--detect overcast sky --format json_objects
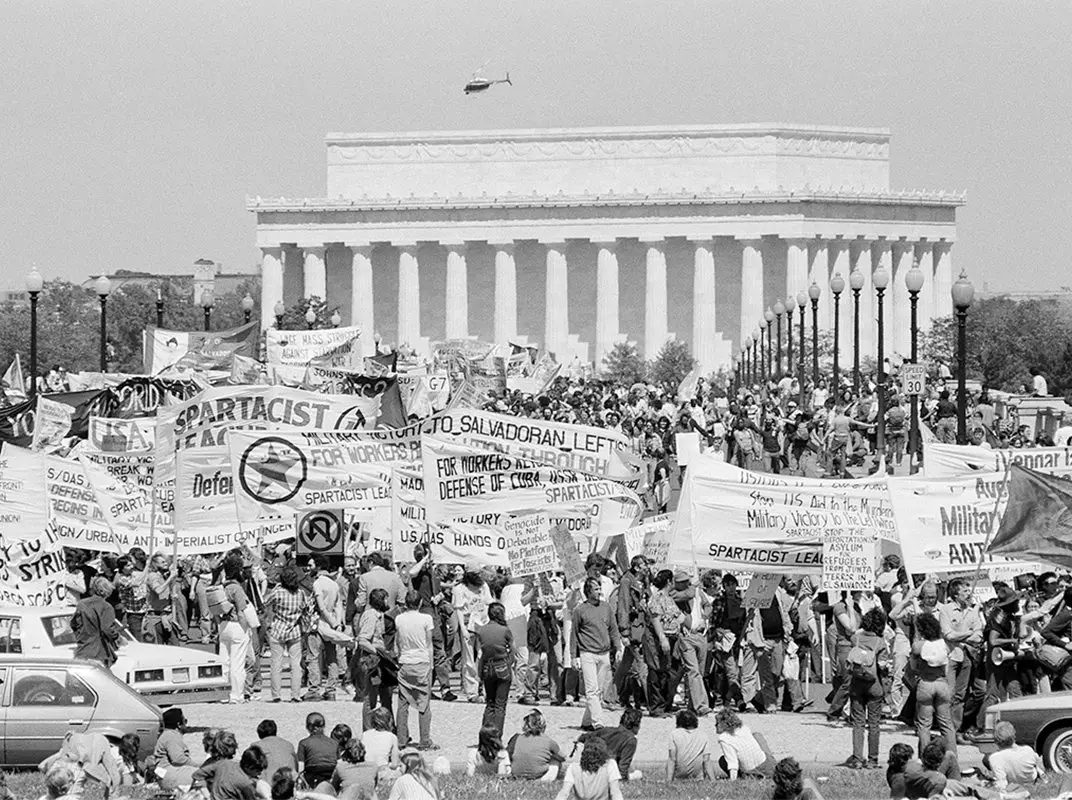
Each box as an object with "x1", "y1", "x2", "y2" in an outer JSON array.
[{"x1": 1, "y1": 1, "x2": 1069, "y2": 293}]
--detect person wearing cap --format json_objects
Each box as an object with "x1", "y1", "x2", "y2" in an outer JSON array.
[{"x1": 980, "y1": 582, "x2": 1025, "y2": 726}]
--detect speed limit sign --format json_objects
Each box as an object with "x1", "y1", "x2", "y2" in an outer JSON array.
[{"x1": 902, "y1": 363, "x2": 926, "y2": 396}]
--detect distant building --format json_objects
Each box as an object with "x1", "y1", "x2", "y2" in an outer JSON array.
[
  {"x1": 978, "y1": 282, "x2": 1072, "y2": 304},
  {"x1": 82, "y1": 259, "x2": 259, "y2": 305}
]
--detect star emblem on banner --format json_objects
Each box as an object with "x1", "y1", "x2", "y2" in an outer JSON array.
[{"x1": 239, "y1": 437, "x2": 307, "y2": 504}]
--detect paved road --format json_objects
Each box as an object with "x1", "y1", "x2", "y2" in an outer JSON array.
[{"x1": 178, "y1": 690, "x2": 982, "y2": 773}]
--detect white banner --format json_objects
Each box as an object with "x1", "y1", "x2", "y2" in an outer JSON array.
[
  {"x1": 421, "y1": 437, "x2": 643, "y2": 526},
  {"x1": 227, "y1": 430, "x2": 403, "y2": 522},
  {"x1": 388, "y1": 466, "x2": 510, "y2": 567},
  {"x1": 889, "y1": 472, "x2": 1048, "y2": 576},
  {"x1": 85, "y1": 417, "x2": 156, "y2": 453},
  {"x1": 924, "y1": 443, "x2": 1072, "y2": 479},
  {"x1": 265, "y1": 326, "x2": 362, "y2": 367},
  {"x1": 155, "y1": 385, "x2": 381, "y2": 472},
  {"x1": 32, "y1": 397, "x2": 73, "y2": 451},
  {"x1": 0, "y1": 447, "x2": 48, "y2": 540},
  {"x1": 624, "y1": 513, "x2": 674, "y2": 568},
  {"x1": 0, "y1": 524, "x2": 68, "y2": 606}
]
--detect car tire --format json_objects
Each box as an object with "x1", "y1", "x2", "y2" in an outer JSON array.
[{"x1": 1043, "y1": 727, "x2": 1072, "y2": 772}]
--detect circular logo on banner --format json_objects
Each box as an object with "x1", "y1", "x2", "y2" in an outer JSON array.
[
  {"x1": 297, "y1": 510, "x2": 343, "y2": 554},
  {"x1": 334, "y1": 406, "x2": 368, "y2": 430},
  {"x1": 239, "y1": 436, "x2": 307, "y2": 505}
]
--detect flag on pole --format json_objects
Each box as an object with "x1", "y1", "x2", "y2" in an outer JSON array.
[
  {"x1": 989, "y1": 463, "x2": 1072, "y2": 569},
  {"x1": 2, "y1": 354, "x2": 26, "y2": 400}
]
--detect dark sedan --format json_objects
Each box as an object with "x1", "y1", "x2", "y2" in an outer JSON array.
[{"x1": 979, "y1": 691, "x2": 1072, "y2": 771}]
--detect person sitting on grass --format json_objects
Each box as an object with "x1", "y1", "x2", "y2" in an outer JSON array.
[
  {"x1": 331, "y1": 740, "x2": 376, "y2": 799},
  {"x1": 362, "y1": 707, "x2": 401, "y2": 770},
  {"x1": 555, "y1": 737, "x2": 623, "y2": 800},
  {"x1": 39, "y1": 731, "x2": 120, "y2": 796},
  {"x1": 331, "y1": 724, "x2": 354, "y2": 754},
  {"x1": 577, "y1": 707, "x2": 643, "y2": 780},
  {"x1": 387, "y1": 750, "x2": 439, "y2": 800},
  {"x1": 714, "y1": 707, "x2": 776, "y2": 780},
  {"x1": 507, "y1": 709, "x2": 564, "y2": 780},
  {"x1": 116, "y1": 733, "x2": 143, "y2": 786},
  {"x1": 772, "y1": 757, "x2": 826, "y2": 800},
  {"x1": 903, "y1": 740, "x2": 971, "y2": 799},
  {"x1": 466, "y1": 726, "x2": 510, "y2": 777},
  {"x1": 268, "y1": 767, "x2": 348, "y2": 800},
  {"x1": 886, "y1": 743, "x2": 914, "y2": 799},
  {"x1": 981, "y1": 721, "x2": 1044, "y2": 791},
  {"x1": 665, "y1": 708, "x2": 714, "y2": 781},
  {"x1": 192, "y1": 744, "x2": 268, "y2": 800},
  {"x1": 298, "y1": 713, "x2": 339, "y2": 790},
  {"x1": 152, "y1": 707, "x2": 196, "y2": 789}
]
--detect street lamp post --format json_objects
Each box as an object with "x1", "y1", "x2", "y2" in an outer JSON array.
[
  {"x1": 849, "y1": 269, "x2": 864, "y2": 394},
  {"x1": 873, "y1": 265, "x2": 890, "y2": 468},
  {"x1": 830, "y1": 273, "x2": 845, "y2": 399},
  {"x1": 796, "y1": 291, "x2": 806, "y2": 407},
  {"x1": 773, "y1": 300, "x2": 785, "y2": 377},
  {"x1": 201, "y1": 289, "x2": 215, "y2": 332},
  {"x1": 94, "y1": 276, "x2": 112, "y2": 372},
  {"x1": 764, "y1": 308, "x2": 775, "y2": 380},
  {"x1": 305, "y1": 308, "x2": 317, "y2": 330},
  {"x1": 787, "y1": 296, "x2": 796, "y2": 377},
  {"x1": 241, "y1": 293, "x2": 255, "y2": 324},
  {"x1": 331, "y1": 310, "x2": 342, "y2": 329},
  {"x1": 808, "y1": 283, "x2": 820, "y2": 390},
  {"x1": 25, "y1": 268, "x2": 43, "y2": 397},
  {"x1": 155, "y1": 289, "x2": 164, "y2": 327},
  {"x1": 753, "y1": 326, "x2": 762, "y2": 384},
  {"x1": 906, "y1": 263, "x2": 924, "y2": 472},
  {"x1": 273, "y1": 301, "x2": 285, "y2": 329},
  {"x1": 952, "y1": 270, "x2": 975, "y2": 445}
]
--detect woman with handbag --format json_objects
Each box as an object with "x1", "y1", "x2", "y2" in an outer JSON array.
[{"x1": 475, "y1": 602, "x2": 514, "y2": 739}]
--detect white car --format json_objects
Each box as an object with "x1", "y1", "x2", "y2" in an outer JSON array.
[{"x1": 0, "y1": 605, "x2": 229, "y2": 705}]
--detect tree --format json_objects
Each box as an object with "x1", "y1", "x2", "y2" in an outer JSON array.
[
  {"x1": 648, "y1": 340, "x2": 696, "y2": 387},
  {"x1": 601, "y1": 341, "x2": 645, "y2": 385},
  {"x1": 277, "y1": 296, "x2": 332, "y2": 331}
]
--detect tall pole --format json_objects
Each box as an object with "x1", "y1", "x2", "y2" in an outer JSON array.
[
  {"x1": 810, "y1": 297, "x2": 819, "y2": 389},
  {"x1": 797, "y1": 300, "x2": 806, "y2": 407},
  {"x1": 775, "y1": 307, "x2": 784, "y2": 377},
  {"x1": 832, "y1": 292, "x2": 841, "y2": 398},
  {"x1": 852, "y1": 286, "x2": 861, "y2": 394},
  {"x1": 956, "y1": 307, "x2": 969, "y2": 444},
  {"x1": 99, "y1": 295, "x2": 108, "y2": 372},
  {"x1": 876, "y1": 284, "x2": 887, "y2": 464},
  {"x1": 155, "y1": 290, "x2": 164, "y2": 327},
  {"x1": 909, "y1": 289, "x2": 920, "y2": 472},
  {"x1": 29, "y1": 291, "x2": 39, "y2": 398},
  {"x1": 787, "y1": 303, "x2": 795, "y2": 378},
  {"x1": 766, "y1": 326, "x2": 773, "y2": 381},
  {"x1": 203, "y1": 306, "x2": 212, "y2": 332}
]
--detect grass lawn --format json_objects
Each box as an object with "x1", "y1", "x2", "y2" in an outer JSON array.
[{"x1": 7, "y1": 770, "x2": 1071, "y2": 800}]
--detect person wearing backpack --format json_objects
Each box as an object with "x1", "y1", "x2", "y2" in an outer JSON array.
[{"x1": 841, "y1": 608, "x2": 889, "y2": 769}]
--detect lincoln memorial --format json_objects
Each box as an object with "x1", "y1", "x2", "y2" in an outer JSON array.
[{"x1": 250, "y1": 123, "x2": 962, "y2": 374}]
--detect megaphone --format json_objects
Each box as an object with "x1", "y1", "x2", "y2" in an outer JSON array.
[{"x1": 991, "y1": 648, "x2": 1017, "y2": 666}]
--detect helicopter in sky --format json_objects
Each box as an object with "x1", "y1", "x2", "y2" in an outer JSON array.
[{"x1": 464, "y1": 62, "x2": 511, "y2": 95}]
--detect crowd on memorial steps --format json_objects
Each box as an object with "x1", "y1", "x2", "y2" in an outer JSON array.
[{"x1": 47, "y1": 363, "x2": 1072, "y2": 800}]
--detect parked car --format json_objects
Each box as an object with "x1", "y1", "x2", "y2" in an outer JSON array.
[
  {"x1": 979, "y1": 691, "x2": 1072, "y2": 771},
  {"x1": 0, "y1": 655, "x2": 161, "y2": 767},
  {"x1": 0, "y1": 605, "x2": 228, "y2": 705}
]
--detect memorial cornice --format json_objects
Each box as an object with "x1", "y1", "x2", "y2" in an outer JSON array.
[{"x1": 248, "y1": 188, "x2": 965, "y2": 214}]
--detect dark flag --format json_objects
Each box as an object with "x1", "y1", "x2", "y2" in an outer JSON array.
[
  {"x1": 989, "y1": 463, "x2": 1072, "y2": 568},
  {"x1": 0, "y1": 389, "x2": 113, "y2": 447}
]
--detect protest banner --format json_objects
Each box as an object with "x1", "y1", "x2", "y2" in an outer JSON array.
[
  {"x1": 0, "y1": 523, "x2": 68, "y2": 606},
  {"x1": 447, "y1": 381, "x2": 483, "y2": 410},
  {"x1": 924, "y1": 443, "x2": 1072, "y2": 479},
  {"x1": 144, "y1": 322, "x2": 259, "y2": 374},
  {"x1": 155, "y1": 385, "x2": 382, "y2": 473},
  {"x1": 0, "y1": 389, "x2": 112, "y2": 448},
  {"x1": 675, "y1": 432, "x2": 701, "y2": 467},
  {"x1": 505, "y1": 513, "x2": 556, "y2": 576},
  {"x1": 623, "y1": 513, "x2": 674, "y2": 568},
  {"x1": 0, "y1": 446, "x2": 48, "y2": 540},
  {"x1": 85, "y1": 417, "x2": 156, "y2": 453},
  {"x1": 422, "y1": 408, "x2": 637, "y2": 481},
  {"x1": 226, "y1": 430, "x2": 399, "y2": 522},
  {"x1": 549, "y1": 520, "x2": 587, "y2": 585},
  {"x1": 79, "y1": 455, "x2": 153, "y2": 535},
  {"x1": 421, "y1": 436, "x2": 643, "y2": 526},
  {"x1": 743, "y1": 572, "x2": 781, "y2": 610},
  {"x1": 889, "y1": 472, "x2": 1049, "y2": 576},
  {"x1": 31, "y1": 396, "x2": 73, "y2": 451},
  {"x1": 2, "y1": 354, "x2": 26, "y2": 401},
  {"x1": 265, "y1": 325, "x2": 362, "y2": 367},
  {"x1": 388, "y1": 466, "x2": 510, "y2": 567},
  {"x1": 822, "y1": 529, "x2": 877, "y2": 591}
]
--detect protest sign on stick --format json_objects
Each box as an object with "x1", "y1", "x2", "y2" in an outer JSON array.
[
  {"x1": 822, "y1": 529, "x2": 877, "y2": 592},
  {"x1": 743, "y1": 572, "x2": 781, "y2": 610},
  {"x1": 550, "y1": 520, "x2": 586, "y2": 586},
  {"x1": 505, "y1": 513, "x2": 556, "y2": 577}
]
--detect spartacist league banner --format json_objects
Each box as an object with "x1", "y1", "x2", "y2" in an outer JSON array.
[
  {"x1": 226, "y1": 429, "x2": 403, "y2": 522},
  {"x1": 421, "y1": 436, "x2": 644, "y2": 526}
]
